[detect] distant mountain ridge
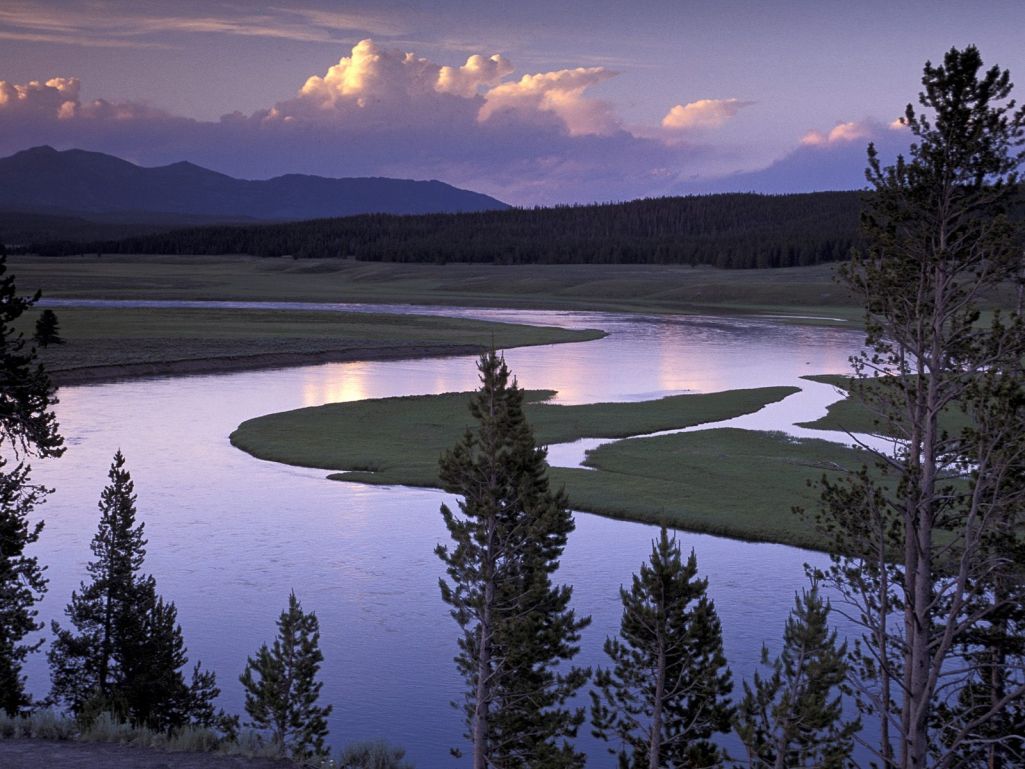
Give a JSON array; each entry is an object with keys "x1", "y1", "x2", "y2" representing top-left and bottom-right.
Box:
[{"x1": 0, "y1": 146, "x2": 508, "y2": 223}]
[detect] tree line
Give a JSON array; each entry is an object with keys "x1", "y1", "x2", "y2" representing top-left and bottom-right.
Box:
[
  {"x1": 2, "y1": 45, "x2": 1025, "y2": 769},
  {"x1": 18, "y1": 191, "x2": 865, "y2": 269}
]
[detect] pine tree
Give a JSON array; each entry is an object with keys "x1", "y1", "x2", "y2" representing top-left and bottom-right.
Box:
[
  {"x1": 33, "y1": 308, "x2": 63, "y2": 347},
  {"x1": 240, "y1": 591, "x2": 332, "y2": 761},
  {"x1": 48, "y1": 451, "x2": 217, "y2": 729},
  {"x1": 0, "y1": 254, "x2": 63, "y2": 459},
  {"x1": 815, "y1": 46, "x2": 1025, "y2": 769},
  {"x1": 436, "y1": 350, "x2": 590, "y2": 769},
  {"x1": 735, "y1": 586, "x2": 859, "y2": 769},
  {"x1": 591, "y1": 528, "x2": 733, "y2": 769},
  {"x1": 0, "y1": 463, "x2": 48, "y2": 715},
  {"x1": 0, "y1": 252, "x2": 63, "y2": 715}
]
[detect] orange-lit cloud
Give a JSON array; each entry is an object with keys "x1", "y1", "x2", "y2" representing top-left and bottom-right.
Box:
[
  {"x1": 478, "y1": 67, "x2": 619, "y2": 136},
  {"x1": 297, "y1": 39, "x2": 437, "y2": 107},
  {"x1": 0, "y1": 75, "x2": 168, "y2": 121},
  {"x1": 285, "y1": 41, "x2": 622, "y2": 138},
  {"x1": 0, "y1": 76, "x2": 79, "y2": 113},
  {"x1": 800, "y1": 120, "x2": 872, "y2": 146},
  {"x1": 437, "y1": 54, "x2": 514, "y2": 97},
  {"x1": 661, "y1": 98, "x2": 752, "y2": 131},
  {"x1": 0, "y1": 38, "x2": 827, "y2": 204}
]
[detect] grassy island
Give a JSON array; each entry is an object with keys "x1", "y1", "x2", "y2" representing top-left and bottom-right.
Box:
[{"x1": 231, "y1": 384, "x2": 875, "y2": 550}]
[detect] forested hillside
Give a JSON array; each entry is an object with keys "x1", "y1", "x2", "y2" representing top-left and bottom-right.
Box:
[{"x1": 24, "y1": 191, "x2": 864, "y2": 269}]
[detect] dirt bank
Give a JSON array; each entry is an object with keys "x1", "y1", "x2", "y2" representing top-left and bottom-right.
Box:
[{"x1": 49, "y1": 343, "x2": 484, "y2": 387}]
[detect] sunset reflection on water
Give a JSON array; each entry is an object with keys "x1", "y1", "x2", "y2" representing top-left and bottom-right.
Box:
[{"x1": 29, "y1": 305, "x2": 864, "y2": 767}]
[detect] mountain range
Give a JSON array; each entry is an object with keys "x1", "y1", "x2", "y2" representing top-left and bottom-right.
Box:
[{"x1": 0, "y1": 146, "x2": 507, "y2": 243}]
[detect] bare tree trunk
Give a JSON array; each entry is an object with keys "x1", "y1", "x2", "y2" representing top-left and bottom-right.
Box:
[
  {"x1": 878, "y1": 528, "x2": 894, "y2": 769},
  {"x1": 473, "y1": 588, "x2": 492, "y2": 769},
  {"x1": 648, "y1": 642, "x2": 665, "y2": 769}
]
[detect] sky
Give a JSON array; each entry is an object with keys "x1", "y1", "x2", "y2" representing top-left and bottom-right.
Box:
[{"x1": 1, "y1": 0, "x2": 1023, "y2": 205}]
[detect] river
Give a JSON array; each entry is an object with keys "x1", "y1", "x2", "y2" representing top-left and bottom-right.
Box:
[{"x1": 25, "y1": 305, "x2": 866, "y2": 765}]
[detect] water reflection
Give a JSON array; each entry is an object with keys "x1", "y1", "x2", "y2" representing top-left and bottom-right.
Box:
[{"x1": 24, "y1": 307, "x2": 864, "y2": 766}]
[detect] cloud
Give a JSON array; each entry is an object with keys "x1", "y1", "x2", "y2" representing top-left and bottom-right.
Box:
[
  {"x1": 674, "y1": 119, "x2": 912, "y2": 195},
  {"x1": 296, "y1": 39, "x2": 438, "y2": 107},
  {"x1": 0, "y1": 77, "x2": 81, "y2": 117},
  {"x1": 437, "y1": 54, "x2": 513, "y2": 97},
  {"x1": 266, "y1": 41, "x2": 622, "y2": 138},
  {"x1": 0, "y1": 2, "x2": 405, "y2": 48},
  {"x1": 800, "y1": 120, "x2": 873, "y2": 146},
  {"x1": 0, "y1": 38, "x2": 757, "y2": 204},
  {"x1": 661, "y1": 98, "x2": 752, "y2": 131},
  {"x1": 0, "y1": 75, "x2": 170, "y2": 122},
  {"x1": 479, "y1": 67, "x2": 619, "y2": 136}
]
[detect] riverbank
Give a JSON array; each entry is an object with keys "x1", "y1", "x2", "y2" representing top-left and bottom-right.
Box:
[{"x1": 29, "y1": 306, "x2": 603, "y2": 386}]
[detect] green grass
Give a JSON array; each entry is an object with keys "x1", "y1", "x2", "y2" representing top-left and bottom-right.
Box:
[
  {"x1": 22, "y1": 306, "x2": 602, "y2": 379},
  {"x1": 556, "y1": 428, "x2": 869, "y2": 549},
  {"x1": 230, "y1": 385, "x2": 799, "y2": 486},
  {"x1": 796, "y1": 374, "x2": 973, "y2": 438},
  {"x1": 226, "y1": 385, "x2": 879, "y2": 549},
  {"x1": 10, "y1": 254, "x2": 861, "y2": 323}
]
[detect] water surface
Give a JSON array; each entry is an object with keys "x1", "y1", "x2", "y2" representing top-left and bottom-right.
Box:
[{"x1": 26, "y1": 306, "x2": 866, "y2": 765}]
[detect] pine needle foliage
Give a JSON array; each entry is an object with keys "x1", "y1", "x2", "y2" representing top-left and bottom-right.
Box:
[
  {"x1": 0, "y1": 463, "x2": 48, "y2": 715},
  {"x1": 239, "y1": 591, "x2": 332, "y2": 762},
  {"x1": 436, "y1": 350, "x2": 590, "y2": 769},
  {"x1": 591, "y1": 527, "x2": 733, "y2": 769},
  {"x1": 48, "y1": 451, "x2": 218, "y2": 729},
  {"x1": 0, "y1": 252, "x2": 63, "y2": 715},
  {"x1": 813, "y1": 45, "x2": 1025, "y2": 769},
  {"x1": 735, "y1": 586, "x2": 860, "y2": 769}
]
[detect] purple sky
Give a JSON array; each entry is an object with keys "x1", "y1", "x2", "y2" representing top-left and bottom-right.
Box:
[{"x1": 1, "y1": 0, "x2": 1023, "y2": 205}]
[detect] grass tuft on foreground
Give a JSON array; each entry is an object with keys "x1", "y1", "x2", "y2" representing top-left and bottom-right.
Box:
[
  {"x1": 0, "y1": 711, "x2": 412, "y2": 768},
  {"x1": 231, "y1": 385, "x2": 876, "y2": 550}
]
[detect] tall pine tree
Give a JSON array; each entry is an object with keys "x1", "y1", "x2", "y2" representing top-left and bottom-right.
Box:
[
  {"x1": 0, "y1": 252, "x2": 63, "y2": 715},
  {"x1": 436, "y1": 350, "x2": 590, "y2": 769},
  {"x1": 815, "y1": 46, "x2": 1025, "y2": 769},
  {"x1": 48, "y1": 450, "x2": 217, "y2": 729},
  {"x1": 591, "y1": 528, "x2": 733, "y2": 769},
  {"x1": 735, "y1": 586, "x2": 859, "y2": 769},
  {"x1": 240, "y1": 591, "x2": 332, "y2": 761},
  {"x1": 0, "y1": 464, "x2": 49, "y2": 715}
]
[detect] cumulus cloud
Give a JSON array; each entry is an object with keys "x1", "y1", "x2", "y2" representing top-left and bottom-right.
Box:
[
  {"x1": 437, "y1": 54, "x2": 513, "y2": 97},
  {"x1": 479, "y1": 67, "x2": 619, "y2": 136},
  {"x1": 297, "y1": 39, "x2": 437, "y2": 108},
  {"x1": 0, "y1": 76, "x2": 80, "y2": 116},
  {"x1": 661, "y1": 98, "x2": 752, "y2": 131},
  {"x1": 800, "y1": 120, "x2": 873, "y2": 146},
  {"x1": 264, "y1": 41, "x2": 623, "y2": 139},
  {"x1": 0, "y1": 74, "x2": 171, "y2": 123},
  {"x1": 0, "y1": 39, "x2": 756, "y2": 204}
]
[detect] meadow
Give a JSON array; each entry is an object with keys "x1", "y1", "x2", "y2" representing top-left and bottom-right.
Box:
[
  {"x1": 229, "y1": 385, "x2": 869, "y2": 550},
  {"x1": 11, "y1": 254, "x2": 862, "y2": 321}
]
